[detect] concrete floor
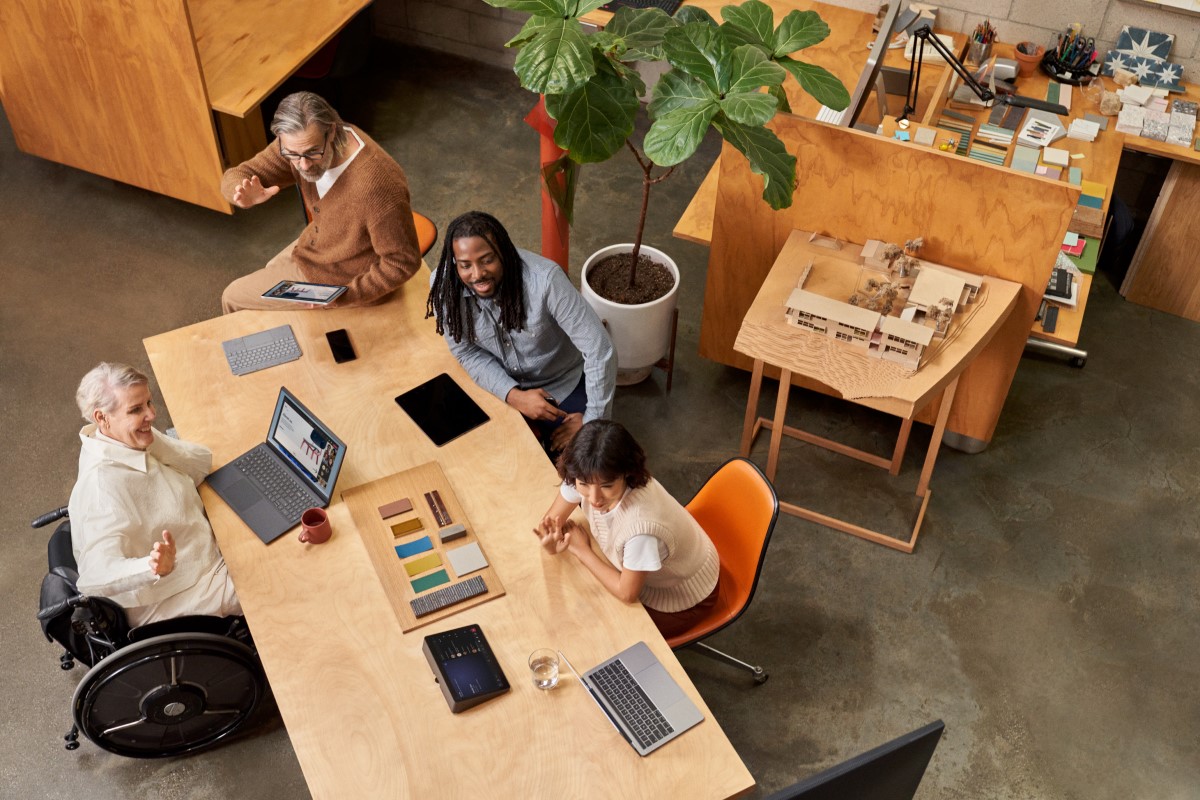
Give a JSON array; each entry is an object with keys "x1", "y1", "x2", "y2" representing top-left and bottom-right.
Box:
[{"x1": 3, "y1": 43, "x2": 1198, "y2": 800}]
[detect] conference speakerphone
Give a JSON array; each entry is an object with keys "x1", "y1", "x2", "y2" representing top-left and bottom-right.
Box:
[{"x1": 422, "y1": 624, "x2": 509, "y2": 712}]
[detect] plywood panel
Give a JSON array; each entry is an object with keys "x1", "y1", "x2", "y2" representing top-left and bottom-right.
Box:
[
  {"x1": 0, "y1": 0, "x2": 229, "y2": 212},
  {"x1": 700, "y1": 115, "x2": 1078, "y2": 444},
  {"x1": 1122, "y1": 160, "x2": 1200, "y2": 320}
]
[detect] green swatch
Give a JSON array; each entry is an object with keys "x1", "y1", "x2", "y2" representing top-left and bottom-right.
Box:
[{"x1": 411, "y1": 569, "x2": 450, "y2": 593}]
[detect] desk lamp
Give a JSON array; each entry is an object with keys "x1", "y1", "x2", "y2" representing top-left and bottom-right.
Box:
[{"x1": 898, "y1": 25, "x2": 1069, "y2": 123}]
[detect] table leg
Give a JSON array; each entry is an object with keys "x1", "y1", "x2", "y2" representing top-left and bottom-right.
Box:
[
  {"x1": 740, "y1": 359, "x2": 765, "y2": 457},
  {"x1": 765, "y1": 368, "x2": 791, "y2": 481},
  {"x1": 890, "y1": 417, "x2": 914, "y2": 476},
  {"x1": 916, "y1": 377, "x2": 959, "y2": 497}
]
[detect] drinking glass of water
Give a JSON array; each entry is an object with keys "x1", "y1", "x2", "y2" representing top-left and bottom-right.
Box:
[{"x1": 529, "y1": 649, "x2": 560, "y2": 690}]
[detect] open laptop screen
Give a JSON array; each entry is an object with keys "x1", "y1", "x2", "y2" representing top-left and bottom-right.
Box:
[{"x1": 268, "y1": 389, "x2": 346, "y2": 498}]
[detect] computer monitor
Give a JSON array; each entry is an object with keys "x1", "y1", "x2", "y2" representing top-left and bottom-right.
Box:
[
  {"x1": 761, "y1": 720, "x2": 945, "y2": 800},
  {"x1": 821, "y1": 2, "x2": 900, "y2": 129}
]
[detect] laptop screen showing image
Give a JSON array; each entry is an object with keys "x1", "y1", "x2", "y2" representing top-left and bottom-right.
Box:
[{"x1": 268, "y1": 392, "x2": 344, "y2": 499}]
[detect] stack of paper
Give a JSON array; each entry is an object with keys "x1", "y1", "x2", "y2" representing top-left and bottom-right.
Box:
[
  {"x1": 1115, "y1": 105, "x2": 1146, "y2": 134},
  {"x1": 1068, "y1": 118, "x2": 1100, "y2": 142},
  {"x1": 1119, "y1": 85, "x2": 1154, "y2": 106},
  {"x1": 976, "y1": 123, "x2": 1015, "y2": 145},
  {"x1": 1042, "y1": 147, "x2": 1070, "y2": 166}
]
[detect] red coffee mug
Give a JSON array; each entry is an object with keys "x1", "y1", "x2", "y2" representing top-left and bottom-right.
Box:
[{"x1": 299, "y1": 507, "x2": 332, "y2": 544}]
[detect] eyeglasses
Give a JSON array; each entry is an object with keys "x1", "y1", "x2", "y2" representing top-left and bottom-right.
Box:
[{"x1": 279, "y1": 127, "x2": 332, "y2": 163}]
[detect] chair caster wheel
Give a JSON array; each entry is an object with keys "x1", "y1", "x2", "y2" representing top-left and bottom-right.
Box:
[
  {"x1": 1069, "y1": 356, "x2": 1086, "y2": 368},
  {"x1": 65, "y1": 741, "x2": 80, "y2": 751},
  {"x1": 752, "y1": 670, "x2": 769, "y2": 686}
]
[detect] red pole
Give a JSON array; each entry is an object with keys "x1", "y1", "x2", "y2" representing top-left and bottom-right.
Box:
[{"x1": 523, "y1": 97, "x2": 570, "y2": 271}]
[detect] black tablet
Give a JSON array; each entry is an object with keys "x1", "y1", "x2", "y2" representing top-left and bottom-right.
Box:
[{"x1": 395, "y1": 373, "x2": 489, "y2": 446}]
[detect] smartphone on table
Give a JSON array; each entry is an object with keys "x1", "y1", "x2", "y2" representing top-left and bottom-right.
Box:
[{"x1": 325, "y1": 329, "x2": 357, "y2": 363}]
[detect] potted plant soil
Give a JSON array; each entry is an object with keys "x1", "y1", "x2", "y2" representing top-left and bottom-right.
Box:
[{"x1": 485, "y1": 0, "x2": 849, "y2": 381}]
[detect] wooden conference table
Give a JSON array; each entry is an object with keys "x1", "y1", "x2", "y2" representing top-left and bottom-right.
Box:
[
  {"x1": 0, "y1": 0, "x2": 369, "y2": 213},
  {"x1": 143, "y1": 271, "x2": 753, "y2": 799}
]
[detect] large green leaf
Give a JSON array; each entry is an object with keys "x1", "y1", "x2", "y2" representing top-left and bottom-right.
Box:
[
  {"x1": 714, "y1": 117, "x2": 797, "y2": 209},
  {"x1": 606, "y1": 7, "x2": 676, "y2": 60},
  {"x1": 767, "y1": 83, "x2": 792, "y2": 115},
  {"x1": 719, "y1": 0, "x2": 774, "y2": 50},
  {"x1": 648, "y1": 69, "x2": 715, "y2": 118},
  {"x1": 726, "y1": 45, "x2": 785, "y2": 94},
  {"x1": 779, "y1": 58, "x2": 849, "y2": 110},
  {"x1": 772, "y1": 10, "x2": 830, "y2": 56},
  {"x1": 484, "y1": 0, "x2": 572, "y2": 14},
  {"x1": 662, "y1": 22, "x2": 728, "y2": 95},
  {"x1": 546, "y1": 66, "x2": 640, "y2": 163},
  {"x1": 513, "y1": 18, "x2": 595, "y2": 94},
  {"x1": 645, "y1": 103, "x2": 719, "y2": 166},
  {"x1": 674, "y1": 5, "x2": 717, "y2": 26},
  {"x1": 719, "y1": 92, "x2": 778, "y2": 126}
]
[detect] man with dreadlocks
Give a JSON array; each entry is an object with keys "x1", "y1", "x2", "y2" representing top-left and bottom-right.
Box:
[{"x1": 427, "y1": 211, "x2": 616, "y2": 455}]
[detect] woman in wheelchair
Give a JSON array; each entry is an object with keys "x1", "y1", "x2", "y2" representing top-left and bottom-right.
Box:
[
  {"x1": 533, "y1": 420, "x2": 720, "y2": 639},
  {"x1": 68, "y1": 362, "x2": 241, "y2": 626}
]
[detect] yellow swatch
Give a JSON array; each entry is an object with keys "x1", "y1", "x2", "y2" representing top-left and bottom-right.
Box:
[
  {"x1": 404, "y1": 552, "x2": 443, "y2": 577},
  {"x1": 1080, "y1": 180, "x2": 1107, "y2": 199},
  {"x1": 391, "y1": 518, "x2": 424, "y2": 537}
]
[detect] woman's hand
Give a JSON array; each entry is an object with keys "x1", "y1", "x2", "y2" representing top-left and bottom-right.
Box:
[
  {"x1": 149, "y1": 530, "x2": 176, "y2": 577},
  {"x1": 563, "y1": 520, "x2": 592, "y2": 555},
  {"x1": 533, "y1": 516, "x2": 571, "y2": 555}
]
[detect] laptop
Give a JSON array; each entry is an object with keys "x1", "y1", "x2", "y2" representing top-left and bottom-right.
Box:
[
  {"x1": 560, "y1": 641, "x2": 703, "y2": 756},
  {"x1": 206, "y1": 387, "x2": 347, "y2": 543}
]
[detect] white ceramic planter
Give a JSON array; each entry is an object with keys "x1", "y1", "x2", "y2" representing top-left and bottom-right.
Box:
[{"x1": 581, "y1": 244, "x2": 679, "y2": 384}]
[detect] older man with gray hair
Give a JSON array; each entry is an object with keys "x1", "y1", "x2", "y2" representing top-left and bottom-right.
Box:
[
  {"x1": 67, "y1": 363, "x2": 241, "y2": 626},
  {"x1": 219, "y1": 91, "x2": 421, "y2": 312}
]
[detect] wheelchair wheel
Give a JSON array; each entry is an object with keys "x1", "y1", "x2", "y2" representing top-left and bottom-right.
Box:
[{"x1": 72, "y1": 633, "x2": 264, "y2": 758}]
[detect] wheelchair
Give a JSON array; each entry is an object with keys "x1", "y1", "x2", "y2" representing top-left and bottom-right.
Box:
[{"x1": 34, "y1": 506, "x2": 267, "y2": 758}]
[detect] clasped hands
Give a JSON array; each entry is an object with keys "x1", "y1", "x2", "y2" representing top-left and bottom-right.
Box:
[
  {"x1": 148, "y1": 530, "x2": 176, "y2": 578},
  {"x1": 506, "y1": 388, "x2": 583, "y2": 451},
  {"x1": 533, "y1": 516, "x2": 590, "y2": 556}
]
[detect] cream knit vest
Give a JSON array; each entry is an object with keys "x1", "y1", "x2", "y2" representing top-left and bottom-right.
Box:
[{"x1": 586, "y1": 478, "x2": 719, "y2": 613}]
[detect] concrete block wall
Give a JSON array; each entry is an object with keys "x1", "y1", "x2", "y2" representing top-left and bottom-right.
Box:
[{"x1": 371, "y1": 0, "x2": 1200, "y2": 82}]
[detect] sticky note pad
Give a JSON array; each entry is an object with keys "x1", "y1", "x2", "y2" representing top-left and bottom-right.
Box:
[
  {"x1": 1080, "y1": 180, "x2": 1107, "y2": 199},
  {"x1": 378, "y1": 498, "x2": 414, "y2": 519},
  {"x1": 894, "y1": 130, "x2": 910, "y2": 141},
  {"x1": 1063, "y1": 232, "x2": 1080, "y2": 246},
  {"x1": 914, "y1": 128, "x2": 936, "y2": 146},
  {"x1": 391, "y1": 518, "x2": 424, "y2": 537},
  {"x1": 447, "y1": 542, "x2": 488, "y2": 577},
  {"x1": 395, "y1": 536, "x2": 434, "y2": 559},
  {"x1": 1068, "y1": 167, "x2": 1082, "y2": 186},
  {"x1": 1078, "y1": 194, "x2": 1104, "y2": 209},
  {"x1": 404, "y1": 552, "x2": 443, "y2": 577},
  {"x1": 410, "y1": 570, "x2": 451, "y2": 594}
]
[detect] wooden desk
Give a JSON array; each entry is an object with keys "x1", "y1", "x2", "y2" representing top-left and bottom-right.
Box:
[
  {"x1": 736, "y1": 230, "x2": 1020, "y2": 551},
  {"x1": 0, "y1": 0, "x2": 369, "y2": 213},
  {"x1": 143, "y1": 273, "x2": 753, "y2": 799}
]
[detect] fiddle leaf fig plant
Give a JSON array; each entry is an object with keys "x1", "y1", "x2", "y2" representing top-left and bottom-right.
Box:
[{"x1": 486, "y1": 0, "x2": 848, "y2": 292}]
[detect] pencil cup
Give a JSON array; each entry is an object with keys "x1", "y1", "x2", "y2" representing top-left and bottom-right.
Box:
[
  {"x1": 529, "y1": 649, "x2": 560, "y2": 690},
  {"x1": 967, "y1": 40, "x2": 992, "y2": 67}
]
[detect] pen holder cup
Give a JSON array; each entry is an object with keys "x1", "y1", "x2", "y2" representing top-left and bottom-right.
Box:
[
  {"x1": 966, "y1": 41, "x2": 992, "y2": 67},
  {"x1": 1013, "y1": 43, "x2": 1044, "y2": 77},
  {"x1": 1041, "y1": 52, "x2": 1094, "y2": 85}
]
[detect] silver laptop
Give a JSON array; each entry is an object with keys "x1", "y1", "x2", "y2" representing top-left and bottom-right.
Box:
[
  {"x1": 562, "y1": 641, "x2": 703, "y2": 756},
  {"x1": 206, "y1": 387, "x2": 347, "y2": 543}
]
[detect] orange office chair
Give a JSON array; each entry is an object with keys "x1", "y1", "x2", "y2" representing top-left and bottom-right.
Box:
[
  {"x1": 295, "y1": 186, "x2": 437, "y2": 257},
  {"x1": 671, "y1": 457, "x2": 779, "y2": 684}
]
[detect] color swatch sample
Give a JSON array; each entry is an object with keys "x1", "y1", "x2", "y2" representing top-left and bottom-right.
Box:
[
  {"x1": 447, "y1": 542, "x2": 488, "y2": 577},
  {"x1": 395, "y1": 536, "x2": 434, "y2": 558},
  {"x1": 391, "y1": 518, "x2": 424, "y2": 537},
  {"x1": 404, "y1": 552, "x2": 443, "y2": 577},
  {"x1": 378, "y1": 498, "x2": 414, "y2": 518},
  {"x1": 411, "y1": 569, "x2": 451, "y2": 593}
]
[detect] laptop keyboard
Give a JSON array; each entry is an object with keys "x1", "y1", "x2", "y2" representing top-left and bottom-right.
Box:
[
  {"x1": 236, "y1": 448, "x2": 311, "y2": 520},
  {"x1": 223, "y1": 325, "x2": 302, "y2": 376},
  {"x1": 590, "y1": 660, "x2": 675, "y2": 749}
]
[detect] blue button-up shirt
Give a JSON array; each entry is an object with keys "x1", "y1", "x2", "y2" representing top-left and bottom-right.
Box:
[{"x1": 434, "y1": 249, "x2": 616, "y2": 422}]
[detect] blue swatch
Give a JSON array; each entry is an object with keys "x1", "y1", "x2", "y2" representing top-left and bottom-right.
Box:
[{"x1": 395, "y1": 536, "x2": 434, "y2": 558}]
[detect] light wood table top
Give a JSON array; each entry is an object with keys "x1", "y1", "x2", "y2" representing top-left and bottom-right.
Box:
[
  {"x1": 735, "y1": 230, "x2": 1022, "y2": 419},
  {"x1": 188, "y1": 0, "x2": 371, "y2": 117},
  {"x1": 143, "y1": 272, "x2": 753, "y2": 800}
]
